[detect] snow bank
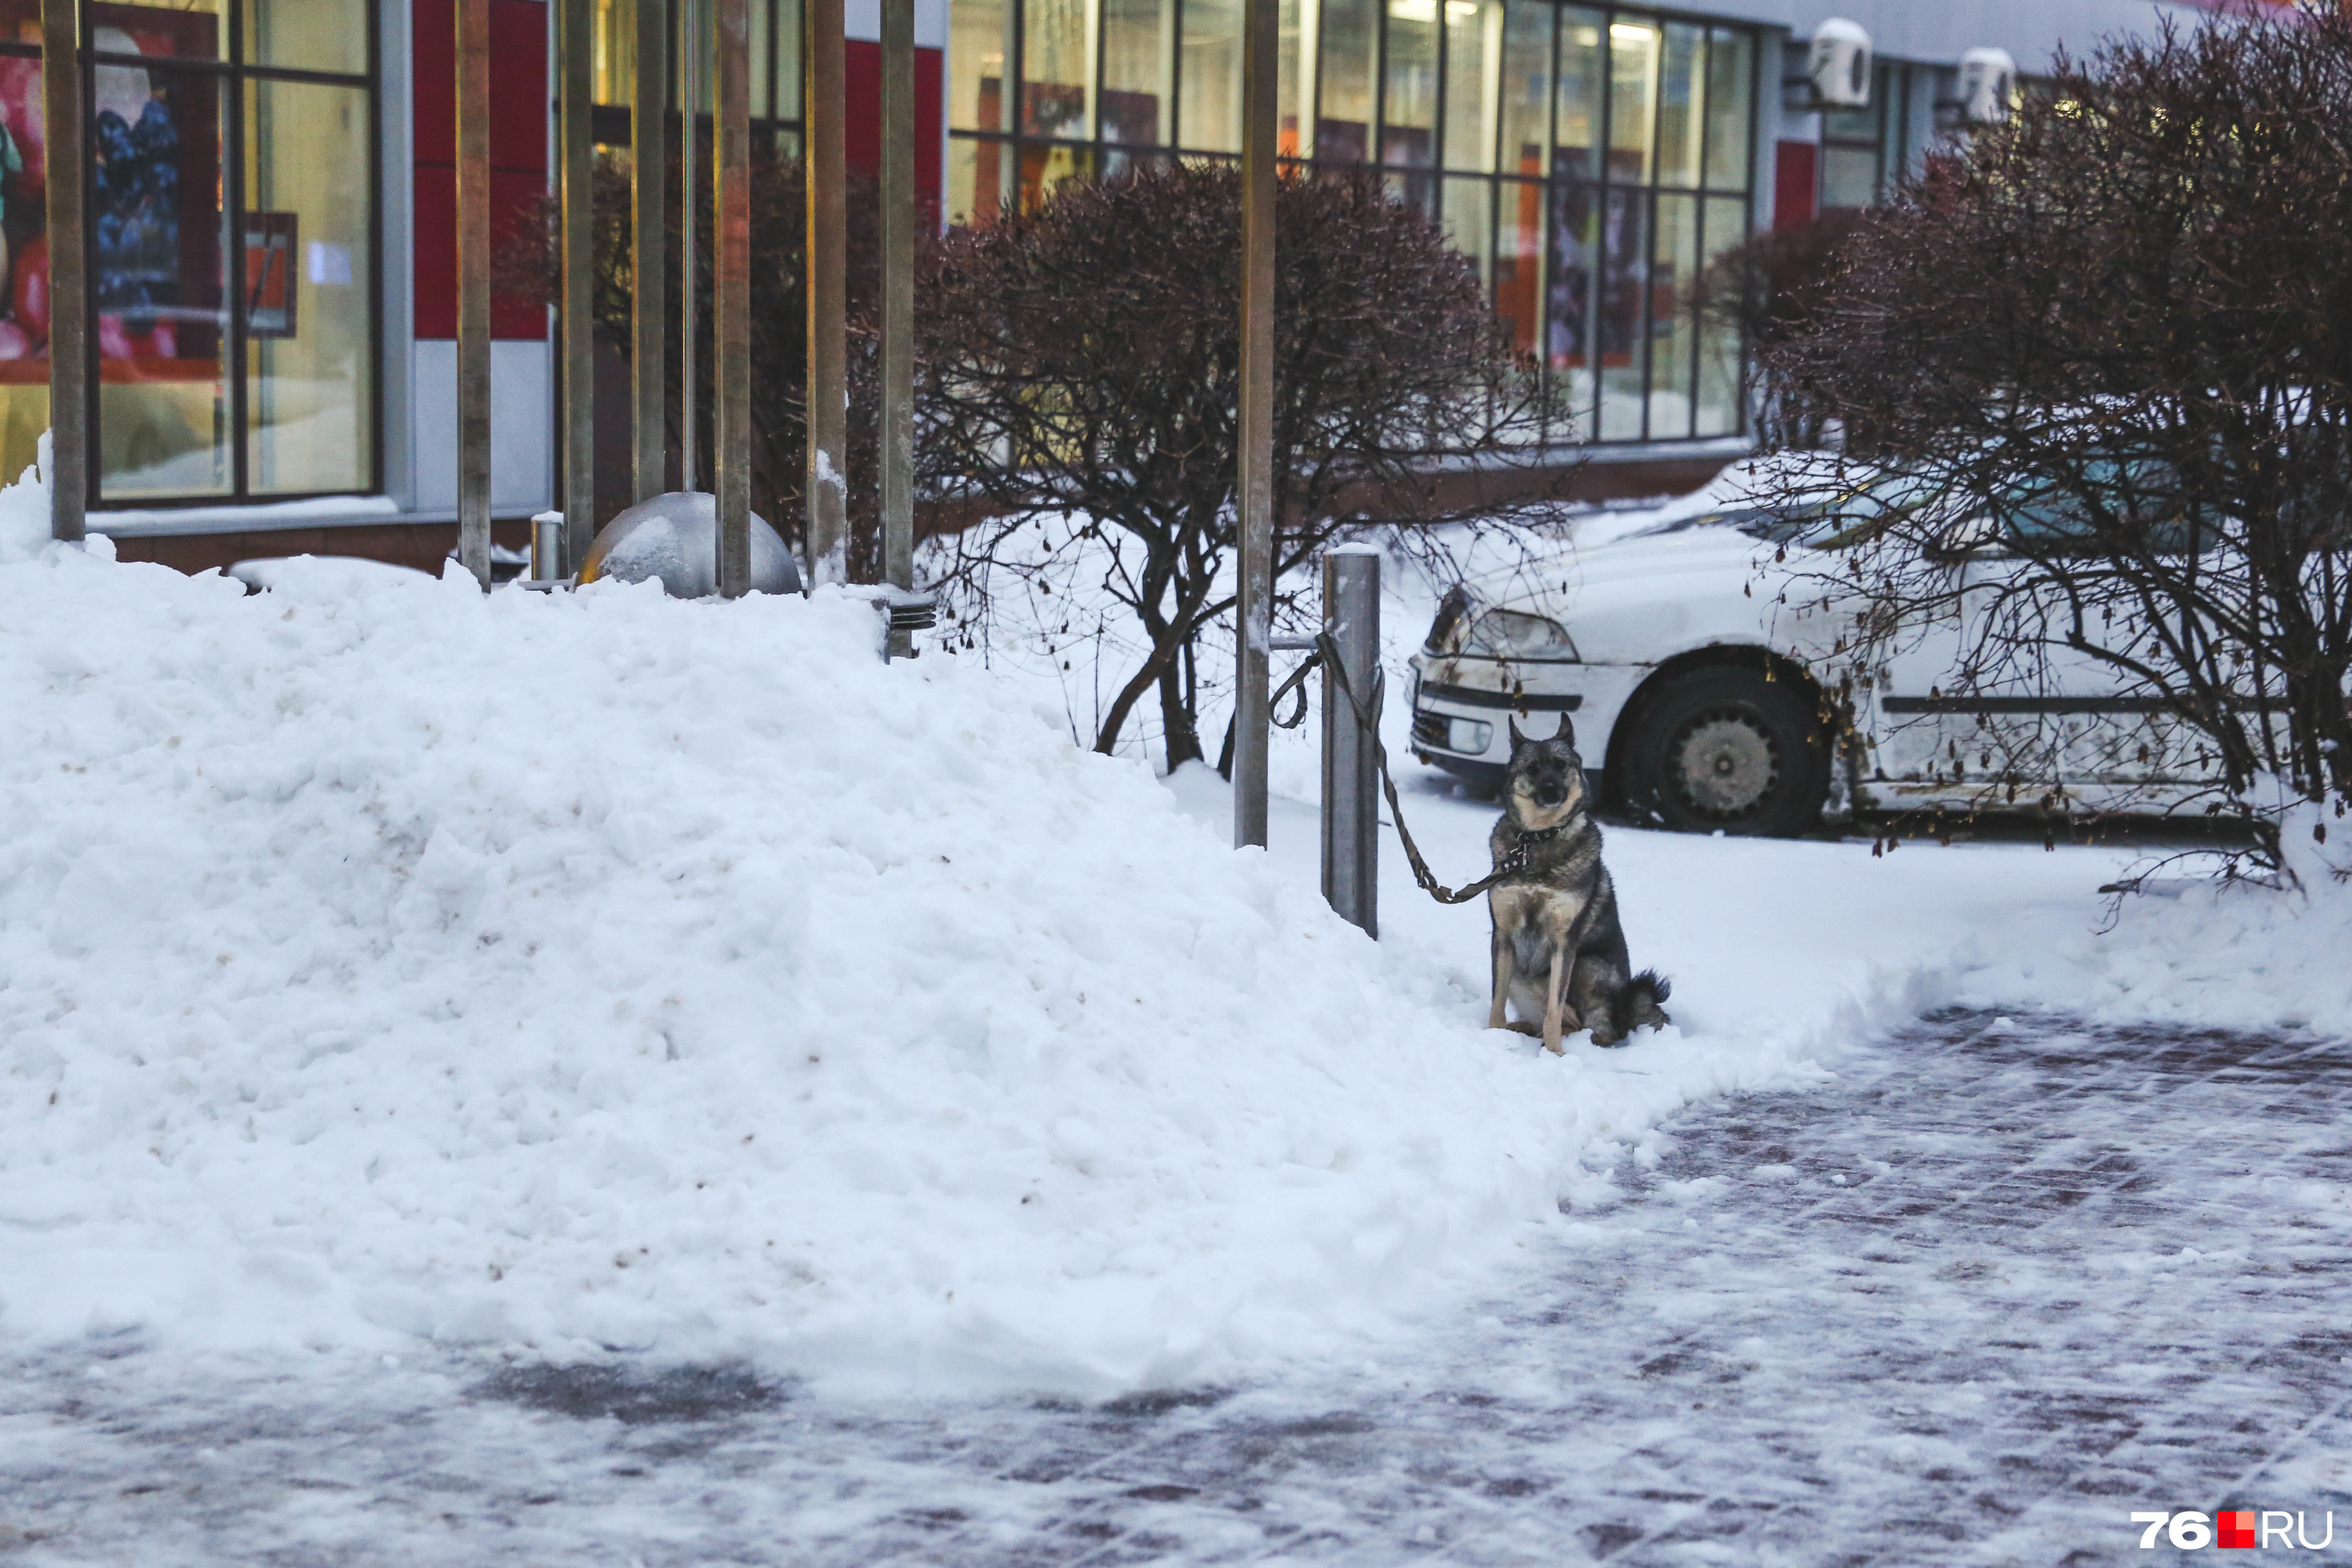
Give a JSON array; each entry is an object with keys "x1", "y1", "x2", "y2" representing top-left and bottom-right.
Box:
[
  {"x1": 1958, "y1": 793, "x2": 2352, "y2": 1034},
  {"x1": 0, "y1": 494, "x2": 1766, "y2": 1395}
]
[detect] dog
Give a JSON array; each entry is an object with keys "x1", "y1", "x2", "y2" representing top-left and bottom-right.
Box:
[{"x1": 1487, "y1": 717, "x2": 1671, "y2": 1053}]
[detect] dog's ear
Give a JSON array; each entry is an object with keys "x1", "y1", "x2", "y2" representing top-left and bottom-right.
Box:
[
  {"x1": 1556, "y1": 711, "x2": 1576, "y2": 751},
  {"x1": 1508, "y1": 715, "x2": 1528, "y2": 754}
]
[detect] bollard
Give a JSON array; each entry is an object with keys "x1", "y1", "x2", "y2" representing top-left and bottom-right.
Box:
[
  {"x1": 532, "y1": 510, "x2": 565, "y2": 581},
  {"x1": 1321, "y1": 547, "x2": 1381, "y2": 937}
]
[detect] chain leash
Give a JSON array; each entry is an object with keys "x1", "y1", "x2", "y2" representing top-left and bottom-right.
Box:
[{"x1": 1286, "y1": 631, "x2": 1535, "y2": 906}]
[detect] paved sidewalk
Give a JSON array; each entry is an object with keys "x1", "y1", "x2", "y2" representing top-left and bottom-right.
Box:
[{"x1": 5, "y1": 1010, "x2": 2350, "y2": 1566}]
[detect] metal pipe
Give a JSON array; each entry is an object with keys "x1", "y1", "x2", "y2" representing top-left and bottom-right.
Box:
[
  {"x1": 633, "y1": 0, "x2": 668, "y2": 500},
  {"x1": 1320, "y1": 549, "x2": 1381, "y2": 937},
  {"x1": 805, "y1": 0, "x2": 848, "y2": 584},
  {"x1": 456, "y1": 0, "x2": 493, "y2": 588},
  {"x1": 714, "y1": 0, "x2": 752, "y2": 596},
  {"x1": 559, "y1": 0, "x2": 595, "y2": 573},
  {"x1": 879, "y1": 0, "x2": 915, "y2": 643},
  {"x1": 39, "y1": 0, "x2": 84, "y2": 542},
  {"x1": 1232, "y1": 0, "x2": 1277, "y2": 847},
  {"x1": 677, "y1": 0, "x2": 698, "y2": 496}
]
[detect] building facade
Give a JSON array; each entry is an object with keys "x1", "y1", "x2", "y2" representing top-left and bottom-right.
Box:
[{"x1": 2, "y1": 0, "x2": 2216, "y2": 568}]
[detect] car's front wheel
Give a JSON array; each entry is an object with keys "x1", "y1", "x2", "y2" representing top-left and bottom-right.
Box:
[{"x1": 1622, "y1": 665, "x2": 1832, "y2": 836}]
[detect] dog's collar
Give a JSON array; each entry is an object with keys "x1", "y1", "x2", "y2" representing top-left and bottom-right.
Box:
[{"x1": 1491, "y1": 821, "x2": 1567, "y2": 880}]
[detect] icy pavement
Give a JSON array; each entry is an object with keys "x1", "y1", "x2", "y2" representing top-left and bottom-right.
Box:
[{"x1": 5, "y1": 1009, "x2": 2349, "y2": 1566}]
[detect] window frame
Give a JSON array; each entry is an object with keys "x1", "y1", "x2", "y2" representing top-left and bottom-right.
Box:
[
  {"x1": 945, "y1": 0, "x2": 1760, "y2": 447},
  {"x1": 31, "y1": 0, "x2": 388, "y2": 511}
]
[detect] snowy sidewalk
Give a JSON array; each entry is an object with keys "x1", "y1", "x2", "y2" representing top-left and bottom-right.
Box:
[{"x1": 6, "y1": 1008, "x2": 2348, "y2": 1566}]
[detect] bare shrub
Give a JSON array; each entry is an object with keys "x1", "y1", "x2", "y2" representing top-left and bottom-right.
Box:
[{"x1": 917, "y1": 163, "x2": 1565, "y2": 769}]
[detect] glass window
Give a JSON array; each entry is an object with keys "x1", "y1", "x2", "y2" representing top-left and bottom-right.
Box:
[
  {"x1": 1553, "y1": 9, "x2": 1600, "y2": 180},
  {"x1": 94, "y1": 0, "x2": 221, "y2": 63},
  {"x1": 1606, "y1": 18, "x2": 1657, "y2": 184},
  {"x1": 242, "y1": 0, "x2": 366, "y2": 77},
  {"x1": 951, "y1": 0, "x2": 1013, "y2": 130},
  {"x1": 1381, "y1": 0, "x2": 1435, "y2": 168},
  {"x1": 949, "y1": 132, "x2": 1013, "y2": 224},
  {"x1": 0, "y1": 49, "x2": 47, "y2": 490},
  {"x1": 773, "y1": 0, "x2": 802, "y2": 122},
  {"x1": 1442, "y1": 175, "x2": 1490, "y2": 296},
  {"x1": 1315, "y1": 0, "x2": 1374, "y2": 162},
  {"x1": 1495, "y1": 176, "x2": 1542, "y2": 360},
  {"x1": 592, "y1": 0, "x2": 632, "y2": 108},
  {"x1": 1695, "y1": 195, "x2": 1745, "y2": 436},
  {"x1": 1280, "y1": 0, "x2": 1311, "y2": 156},
  {"x1": 938, "y1": 0, "x2": 1757, "y2": 443},
  {"x1": 1023, "y1": 0, "x2": 1094, "y2": 139},
  {"x1": 1495, "y1": 0, "x2": 1548, "y2": 178},
  {"x1": 242, "y1": 76, "x2": 371, "y2": 495},
  {"x1": 1547, "y1": 181, "x2": 1597, "y2": 425},
  {"x1": 1180, "y1": 0, "x2": 1243, "y2": 152},
  {"x1": 1647, "y1": 189, "x2": 1696, "y2": 439},
  {"x1": 1702, "y1": 27, "x2": 1750, "y2": 191},
  {"x1": 1654, "y1": 22, "x2": 1701, "y2": 189},
  {"x1": 1103, "y1": 0, "x2": 1174, "y2": 146},
  {"x1": 1595, "y1": 186, "x2": 1646, "y2": 439},
  {"x1": 1820, "y1": 143, "x2": 1877, "y2": 210},
  {"x1": 93, "y1": 60, "x2": 232, "y2": 500},
  {"x1": 1441, "y1": 0, "x2": 1496, "y2": 173}
]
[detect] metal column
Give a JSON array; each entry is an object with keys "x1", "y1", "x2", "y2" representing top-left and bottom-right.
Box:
[
  {"x1": 455, "y1": 0, "x2": 493, "y2": 588},
  {"x1": 1231, "y1": 0, "x2": 1278, "y2": 847},
  {"x1": 714, "y1": 0, "x2": 752, "y2": 595},
  {"x1": 879, "y1": 0, "x2": 915, "y2": 642},
  {"x1": 677, "y1": 0, "x2": 699, "y2": 495},
  {"x1": 805, "y1": 0, "x2": 848, "y2": 583},
  {"x1": 559, "y1": 0, "x2": 595, "y2": 572},
  {"x1": 39, "y1": 0, "x2": 83, "y2": 542},
  {"x1": 633, "y1": 0, "x2": 668, "y2": 500},
  {"x1": 1320, "y1": 549, "x2": 1381, "y2": 937}
]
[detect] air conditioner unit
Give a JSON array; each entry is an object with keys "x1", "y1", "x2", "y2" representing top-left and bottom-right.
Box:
[
  {"x1": 1957, "y1": 46, "x2": 2016, "y2": 126},
  {"x1": 1808, "y1": 19, "x2": 1873, "y2": 109}
]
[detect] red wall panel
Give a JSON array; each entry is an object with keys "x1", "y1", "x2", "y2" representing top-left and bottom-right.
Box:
[
  {"x1": 843, "y1": 42, "x2": 946, "y2": 218},
  {"x1": 1772, "y1": 140, "x2": 1819, "y2": 234},
  {"x1": 413, "y1": 0, "x2": 549, "y2": 340}
]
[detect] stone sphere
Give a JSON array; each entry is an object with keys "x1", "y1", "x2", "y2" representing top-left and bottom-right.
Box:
[{"x1": 577, "y1": 491, "x2": 803, "y2": 598}]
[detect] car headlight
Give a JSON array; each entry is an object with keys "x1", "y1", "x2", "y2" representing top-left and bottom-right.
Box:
[{"x1": 1465, "y1": 609, "x2": 1578, "y2": 660}]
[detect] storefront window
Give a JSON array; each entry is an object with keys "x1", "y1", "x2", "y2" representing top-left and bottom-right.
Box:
[
  {"x1": 945, "y1": 0, "x2": 1760, "y2": 444},
  {"x1": 0, "y1": 0, "x2": 380, "y2": 503}
]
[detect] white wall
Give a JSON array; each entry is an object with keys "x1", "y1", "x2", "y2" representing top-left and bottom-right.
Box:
[
  {"x1": 1712, "y1": 0, "x2": 2206, "y2": 72},
  {"x1": 408, "y1": 340, "x2": 556, "y2": 517}
]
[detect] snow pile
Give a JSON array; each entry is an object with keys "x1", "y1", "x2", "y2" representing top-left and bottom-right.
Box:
[
  {"x1": 0, "y1": 508, "x2": 1796, "y2": 1395},
  {"x1": 0, "y1": 438, "x2": 66, "y2": 567},
  {"x1": 1960, "y1": 791, "x2": 2352, "y2": 1034}
]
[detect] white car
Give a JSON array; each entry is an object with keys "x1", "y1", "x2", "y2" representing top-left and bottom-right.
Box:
[{"x1": 1407, "y1": 481, "x2": 2223, "y2": 835}]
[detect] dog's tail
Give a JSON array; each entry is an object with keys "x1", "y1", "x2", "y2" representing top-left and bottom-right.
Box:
[{"x1": 1611, "y1": 970, "x2": 1673, "y2": 1039}]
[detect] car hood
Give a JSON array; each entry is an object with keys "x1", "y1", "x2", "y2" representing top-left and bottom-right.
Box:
[{"x1": 1447, "y1": 523, "x2": 1845, "y2": 666}]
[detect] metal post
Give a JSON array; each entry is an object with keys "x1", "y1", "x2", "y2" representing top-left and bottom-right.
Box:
[
  {"x1": 456, "y1": 0, "x2": 493, "y2": 588},
  {"x1": 714, "y1": 0, "x2": 752, "y2": 595},
  {"x1": 879, "y1": 0, "x2": 915, "y2": 644},
  {"x1": 559, "y1": 0, "x2": 596, "y2": 573},
  {"x1": 1320, "y1": 549, "x2": 1380, "y2": 937},
  {"x1": 805, "y1": 0, "x2": 848, "y2": 583},
  {"x1": 677, "y1": 0, "x2": 698, "y2": 496},
  {"x1": 1231, "y1": 0, "x2": 1278, "y2": 847},
  {"x1": 633, "y1": 0, "x2": 668, "y2": 500},
  {"x1": 39, "y1": 0, "x2": 84, "y2": 542}
]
